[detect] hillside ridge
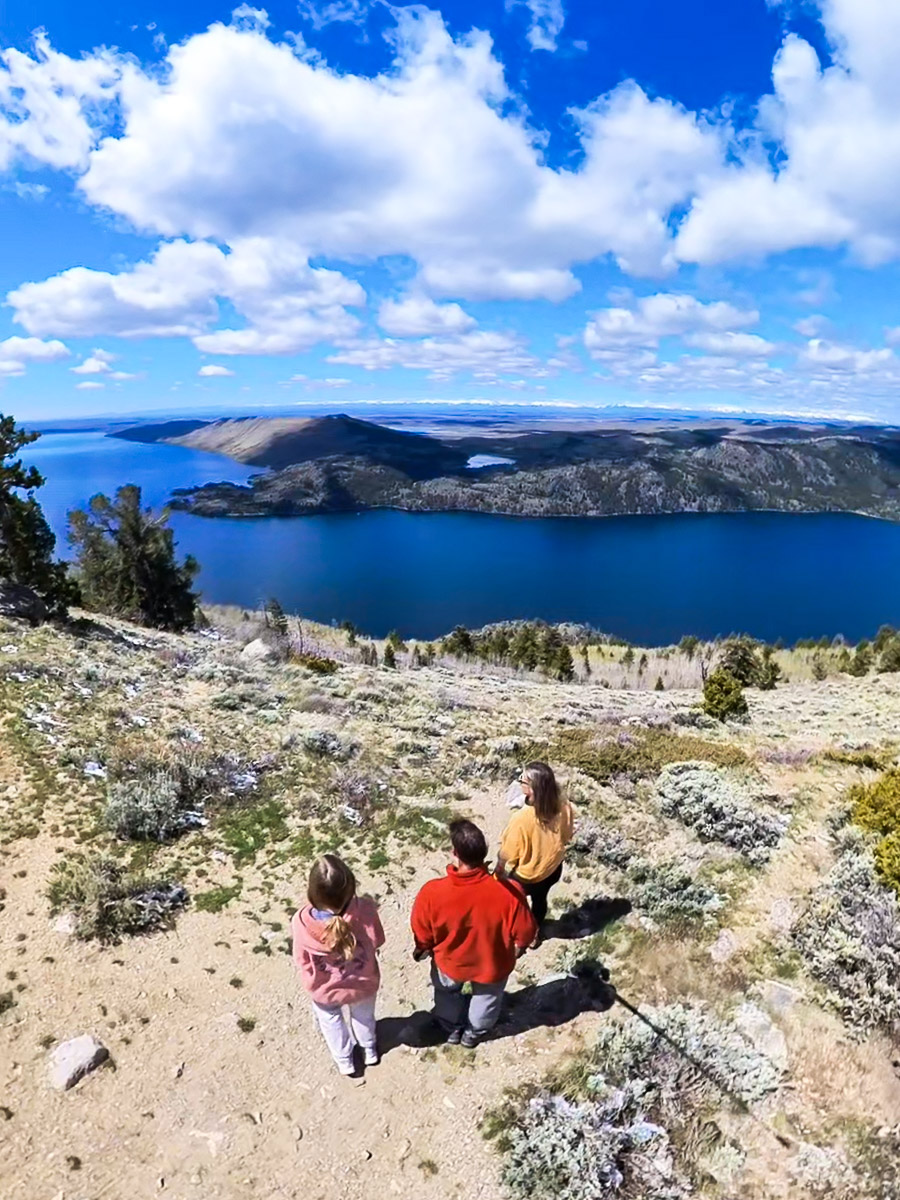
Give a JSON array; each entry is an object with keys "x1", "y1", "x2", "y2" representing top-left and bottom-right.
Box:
[{"x1": 113, "y1": 414, "x2": 900, "y2": 520}]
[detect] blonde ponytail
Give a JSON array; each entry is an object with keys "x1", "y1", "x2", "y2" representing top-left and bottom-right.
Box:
[
  {"x1": 307, "y1": 854, "x2": 358, "y2": 960},
  {"x1": 322, "y1": 914, "x2": 357, "y2": 961}
]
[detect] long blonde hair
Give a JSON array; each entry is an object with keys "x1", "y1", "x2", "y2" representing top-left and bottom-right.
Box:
[{"x1": 308, "y1": 854, "x2": 357, "y2": 961}]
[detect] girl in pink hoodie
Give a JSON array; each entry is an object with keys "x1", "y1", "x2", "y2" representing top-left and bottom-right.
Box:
[{"x1": 291, "y1": 854, "x2": 385, "y2": 1075}]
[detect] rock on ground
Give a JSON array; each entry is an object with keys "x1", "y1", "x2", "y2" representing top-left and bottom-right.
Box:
[
  {"x1": 48, "y1": 1035, "x2": 109, "y2": 1090},
  {"x1": 0, "y1": 581, "x2": 47, "y2": 625},
  {"x1": 240, "y1": 638, "x2": 279, "y2": 664}
]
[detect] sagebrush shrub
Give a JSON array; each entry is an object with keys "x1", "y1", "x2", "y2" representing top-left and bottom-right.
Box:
[
  {"x1": 627, "y1": 859, "x2": 724, "y2": 926},
  {"x1": 592, "y1": 1002, "x2": 783, "y2": 1105},
  {"x1": 792, "y1": 847, "x2": 900, "y2": 1033},
  {"x1": 104, "y1": 771, "x2": 195, "y2": 841},
  {"x1": 301, "y1": 729, "x2": 357, "y2": 760},
  {"x1": 491, "y1": 1002, "x2": 780, "y2": 1200},
  {"x1": 47, "y1": 854, "x2": 188, "y2": 942},
  {"x1": 702, "y1": 669, "x2": 748, "y2": 722},
  {"x1": 570, "y1": 818, "x2": 634, "y2": 869},
  {"x1": 497, "y1": 1091, "x2": 686, "y2": 1200},
  {"x1": 656, "y1": 762, "x2": 787, "y2": 865}
]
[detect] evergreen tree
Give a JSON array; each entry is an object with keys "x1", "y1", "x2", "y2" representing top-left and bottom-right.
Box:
[
  {"x1": 811, "y1": 655, "x2": 828, "y2": 681},
  {"x1": 678, "y1": 634, "x2": 699, "y2": 660},
  {"x1": 552, "y1": 644, "x2": 575, "y2": 682},
  {"x1": 0, "y1": 413, "x2": 76, "y2": 617},
  {"x1": 359, "y1": 641, "x2": 378, "y2": 666},
  {"x1": 757, "y1": 645, "x2": 782, "y2": 691},
  {"x1": 442, "y1": 625, "x2": 474, "y2": 657},
  {"x1": 847, "y1": 640, "x2": 873, "y2": 677},
  {"x1": 266, "y1": 597, "x2": 288, "y2": 637},
  {"x1": 874, "y1": 624, "x2": 897, "y2": 654},
  {"x1": 621, "y1": 646, "x2": 635, "y2": 668},
  {"x1": 702, "y1": 669, "x2": 748, "y2": 722},
  {"x1": 68, "y1": 485, "x2": 198, "y2": 631},
  {"x1": 638, "y1": 652, "x2": 648, "y2": 674},
  {"x1": 654, "y1": 675, "x2": 665, "y2": 691},
  {"x1": 718, "y1": 636, "x2": 762, "y2": 686},
  {"x1": 878, "y1": 638, "x2": 900, "y2": 673},
  {"x1": 387, "y1": 629, "x2": 407, "y2": 651},
  {"x1": 382, "y1": 641, "x2": 397, "y2": 668},
  {"x1": 580, "y1": 645, "x2": 591, "y2": 677},
  {"x1": 510, "y1": 624, "x2": 540, "y2": 670}
]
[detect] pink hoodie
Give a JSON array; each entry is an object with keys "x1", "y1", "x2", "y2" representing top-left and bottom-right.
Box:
[{"x1": 291, "y1": 896, "x2": 385, "y2": 1007}]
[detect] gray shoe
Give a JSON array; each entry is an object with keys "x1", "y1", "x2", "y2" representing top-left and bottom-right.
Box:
[
  {"x1": 446, "y1": 1028, "x2": 463, "y2": 1045},
  {"x1": 460, "y1": 1029, "x2": 482, "y2": 1049}
]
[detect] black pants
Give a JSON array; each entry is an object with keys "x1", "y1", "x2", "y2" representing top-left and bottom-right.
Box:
[{"x1": 514, "y1": 862, "x2": 563, "y2": 927}]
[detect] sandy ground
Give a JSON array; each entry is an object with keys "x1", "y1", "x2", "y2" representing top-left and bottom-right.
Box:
[{"x1": 1, "y1": 790, "x2": 595, "y2": 1200}]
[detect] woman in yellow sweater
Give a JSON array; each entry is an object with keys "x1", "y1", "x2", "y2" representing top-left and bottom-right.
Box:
[{"x1": 496, "y1": 761, "x2": 574, "y2": 946}]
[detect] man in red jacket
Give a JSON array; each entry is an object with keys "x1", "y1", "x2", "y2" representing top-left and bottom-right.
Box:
[{"x1": 410, "y1": 818, "x2": 537, "y2": 1048}]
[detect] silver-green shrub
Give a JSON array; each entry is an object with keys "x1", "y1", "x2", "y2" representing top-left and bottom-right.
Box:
[
  {"x1": 499, "y1": 1091, "x2": 686, "y2": 1200},
  {"x1": 792, "y1": 847, "x2": 900, "y2": 1034},
  {"x1": 496, "y1": 1003, "x2": 780, "y2": 1200},
  {"x1": 571, "y1": 818, "x2": 634, "y2": 869},
  {"x1": 104, "y1": 770, "x2": 202, "y2": 841},
  {"x1": 656, "y1": 762, "x2": 787, "y2": 866},
  {"x1": 592, "y1": 1002, "x2": 783, "y2": 1105},
  {"x1": 628, "y1": 859, "x2": 724, "y2": 925}
]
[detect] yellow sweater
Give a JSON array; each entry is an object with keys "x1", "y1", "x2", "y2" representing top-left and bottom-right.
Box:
[{"x1": 499, "y1": 802, "x2": 575, "y2": 883}]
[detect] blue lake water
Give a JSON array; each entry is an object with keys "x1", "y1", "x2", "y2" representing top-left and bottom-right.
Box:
[{"x1": 21, "y1": 430, "x2": 900, "y2": 643}]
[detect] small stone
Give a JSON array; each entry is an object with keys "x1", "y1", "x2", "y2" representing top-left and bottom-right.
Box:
[
  {"x1": 53, "y1": 913, "x2": 77, "y2": 936},
  {"x1": 442, "y1": 1096, "x2": 456, "y2": 1110},
  {"x1": 240, "y1": 638, "x2": 278, "y2": 664},
  {"x1": 48, "y1": 1035, "x2": 109, "y2": 1090},
  {"x1": 173, "y1": 1062, "x2": 185, "y2": 1080},
  {"x1": 293, "y1": 1126, "x2": 303, "y2": 1142},
  {"x1": 761, "y1": 980, "x2": 801, "y2": 1016},
  {"x1": 157, "y1": 1178, "x2": 165, "y2": 1190},
  {"x1": 361, "y1": 1150, "x2": 372, "y2": 1161},
  {"x1": 396, "y1": 1138, "x2": 411, "y2": 1162},
  {"x1": 709, "y1": 929, "x2": 739, "y2": 964}
]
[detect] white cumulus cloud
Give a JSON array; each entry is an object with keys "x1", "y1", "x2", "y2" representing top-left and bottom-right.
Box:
[
  {"x1": 0, "y1": 335, "x2": 69, "y2": 376},
  {"x1": 377, "y1": 295, "x2": 477, "y2": 337},
  {"x1": 507, "y1": 0, "x2": 565, "y2": 53},
  {"x1": 198, "y1": 364, "x2": 235, "y2": 376}
]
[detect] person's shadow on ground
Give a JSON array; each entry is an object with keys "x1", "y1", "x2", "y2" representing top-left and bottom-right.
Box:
[{"x1": 378, "y1": 894, "x2": 629, "y2": 1054}]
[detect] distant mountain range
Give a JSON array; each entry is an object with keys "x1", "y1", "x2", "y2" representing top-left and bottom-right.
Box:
[{"x1": 112, "y1": 413, "x2": 900, "y2": 520}]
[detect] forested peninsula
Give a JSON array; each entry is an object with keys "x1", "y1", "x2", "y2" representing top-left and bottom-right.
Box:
[{"x1": 113, "y1": 413, "x2": 900, "y2": 520}]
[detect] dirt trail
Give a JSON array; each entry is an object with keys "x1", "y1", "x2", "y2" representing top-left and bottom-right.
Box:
[{"x1": 1, "y1": 791, "x2": 596, "y2": 1200}]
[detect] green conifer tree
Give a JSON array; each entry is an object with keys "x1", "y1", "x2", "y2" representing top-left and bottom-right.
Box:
[
  {"x1": 702, "y1": 669, "x2": 748, "y2": 721},
  {"x1": 266, "y1": 597, "x2": 288, "y2": 637},
  {"x1": 0, "y1": 413, "x2": 77, "y2": 617},
  {"x1": 68, "y1": 485, "x2": 198, "y2": 631},
  {"x1": 382, "y1": 641, "x2": 397, "y2": 668}
]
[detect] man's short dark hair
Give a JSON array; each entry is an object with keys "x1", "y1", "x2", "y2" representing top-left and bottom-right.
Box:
[{"x1": 450, "y1": 818, "x2": 487, "y2": 867}]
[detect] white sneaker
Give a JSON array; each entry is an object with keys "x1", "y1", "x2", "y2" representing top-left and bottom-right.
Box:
[
  {"x1": 363, "y1": 1046, "x2": 379, "y2": 1067},
  {"x1": 337, "y1": 1058, "x2": 356, "y2": 1076}
]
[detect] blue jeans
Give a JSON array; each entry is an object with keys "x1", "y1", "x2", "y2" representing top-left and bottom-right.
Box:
[{"x1": 430, "y1": 963, "x2": 508, "y2": 1036}]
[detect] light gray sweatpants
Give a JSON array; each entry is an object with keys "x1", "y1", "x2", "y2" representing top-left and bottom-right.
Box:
[{"x1": 431, "y1": 963, "x2": 508, "y2": 1036}]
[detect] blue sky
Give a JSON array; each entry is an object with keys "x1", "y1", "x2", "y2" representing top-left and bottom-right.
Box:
[{"x1": 3, "y1": 0, "x2": 900, "y2": 421}]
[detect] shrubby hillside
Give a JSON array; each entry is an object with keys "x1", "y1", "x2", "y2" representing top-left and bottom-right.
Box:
[{"x1": 1, "y1": 605, "x2": 899, "y2": 1200}]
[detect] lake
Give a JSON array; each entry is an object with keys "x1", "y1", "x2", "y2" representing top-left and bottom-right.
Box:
[{"x1": 22, "y1": 430, "x2": 900, "y2": 643}]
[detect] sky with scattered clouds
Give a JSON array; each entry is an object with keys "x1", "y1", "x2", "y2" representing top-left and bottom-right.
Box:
[{"x1": 4, "y1": 0, "x2": 900, "y2": 419}]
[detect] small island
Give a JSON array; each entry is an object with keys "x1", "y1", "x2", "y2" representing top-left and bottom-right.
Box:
[{"x1": 112, "y1": 413, "x2": 900, "y2": 521}]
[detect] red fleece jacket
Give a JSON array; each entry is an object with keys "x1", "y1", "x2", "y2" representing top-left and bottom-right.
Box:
[{"x1": 410, "y1": 865, "x2": 538, "y2": 984}]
